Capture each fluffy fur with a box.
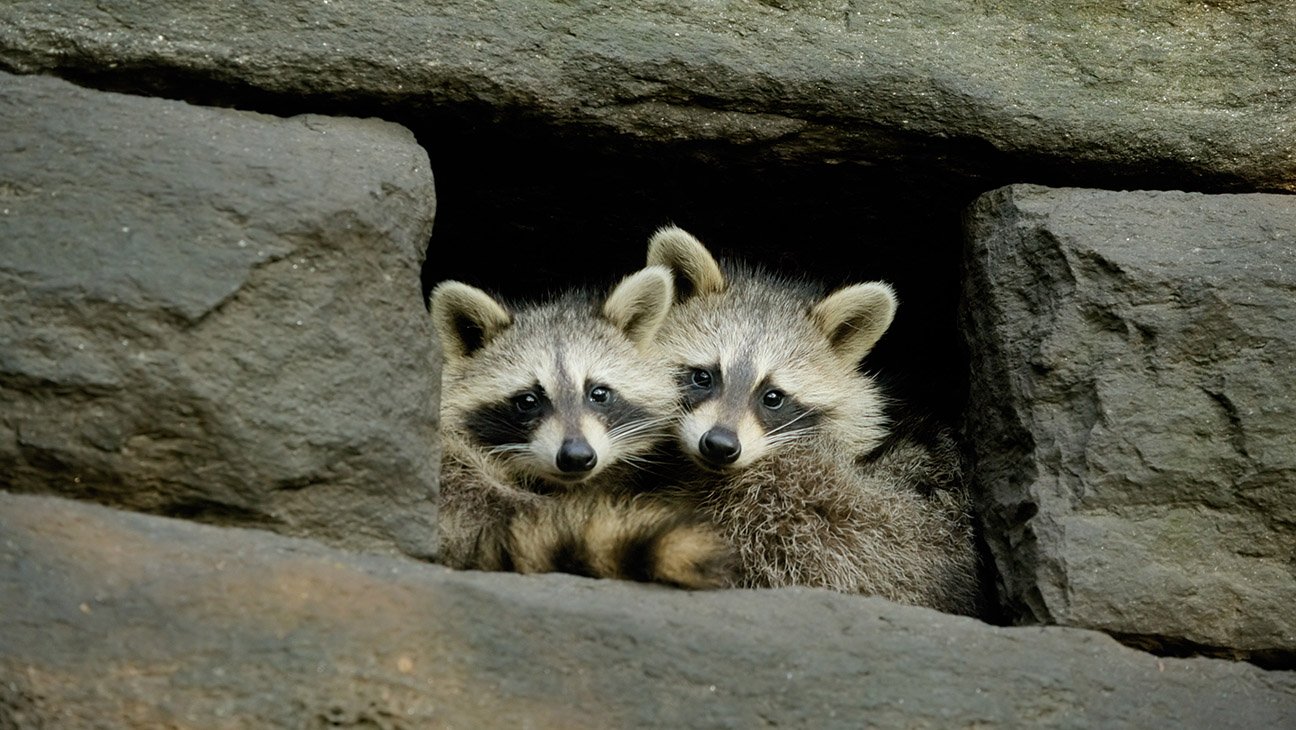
[497,490,735,589]
[647,229,896,469]
[430,266,734,589]
[646,226,981,613]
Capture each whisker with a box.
[766,408,819,437]
[617,451,670,469]
[766,430,813,449]
[487,443,531,457]
[606,416,674,443]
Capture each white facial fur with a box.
[430,267,675,486]
[648,226,896,470]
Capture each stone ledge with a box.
[2,492,1292,729]
[0,1,1291,191]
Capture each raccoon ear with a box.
[810,282,898,365]
[429,281,513,362]
[645,225,726,303]
[603,265,674,349]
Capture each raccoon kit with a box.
[429,266,734,589]
[646,226,981,614]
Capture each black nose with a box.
[556,438,598,473]
[698,428,741,465]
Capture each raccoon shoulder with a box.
[860,411,966,498]
[676,441,981,615]
[499,490,737,590]
[437,432,545,570]
[680,442,841,518]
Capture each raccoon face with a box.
[431,267,676,486]
[678,361,822,470]
[461,367,660,483]
[669,343,841,471]
[648,226,896,471]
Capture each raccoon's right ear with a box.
[429,281,513,362]
[811,282,898,366]
[645,225,726,303]
[603,265,674,349]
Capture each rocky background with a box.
[1,2,1293,727]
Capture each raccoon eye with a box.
[588,385,613,404]
[512,392,541,413]
[690,369,713,389]
[762,389,786,410]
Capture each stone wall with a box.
[1,2,1293,726]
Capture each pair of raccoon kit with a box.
[430,227,980,615]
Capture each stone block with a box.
[962,184,1296,661]
[0,72,440,556]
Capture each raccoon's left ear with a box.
[429,280,514,362]
[603,265,675,349]
[811,282,898,365]
[646,225,726,303]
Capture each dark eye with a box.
[762,389,785,410]
[690,369,713,388]
[588,385,612,404]
[513,392,541,413]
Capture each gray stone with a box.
[0,1,1291,192]
[3,491,1294,729]
[0,71,440,557]
[961,184,1296,661]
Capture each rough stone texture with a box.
[0,1,1291,193]
[3,6,1295,720]
[0,71,440,557]
[3,492,1294,729]
[962,184,1296,662]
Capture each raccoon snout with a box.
[698,428,742,465]
[556,437,598,473]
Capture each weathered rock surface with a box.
[3,492,1293,729]
[0,1,1291,193]
[0,71,440,557]
[961,184,1296,663]
[3,5,1295,721]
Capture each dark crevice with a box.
[157,498,277,527]
[1203,387,1252,462]
[416,125,982,424]
[1110,632,1295,672]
